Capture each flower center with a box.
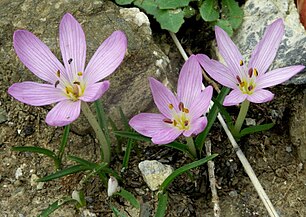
[236,66,258,95]
[163,102,190,131]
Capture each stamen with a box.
[248,85,253,91]
[56,70,60,77]
[240,81,246,87]
[54,80,60,88]
[163,118,173,124]
[179,102,184,111]
[168,104,174,110]
[236,76,242,83]
[248,68,253,77]
[73,81,80,85]
[65,87,69,94]
[184,120,189,126]
[239,60,244,66]
[68,58,73,64]
[173,120,177,126]
[183,108,189,113]
[253,68,258,76]
[78,72,83,76]
[72,85,79,96]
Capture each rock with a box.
[229,0,306,85]
[245,118,256,126]
[0,0,174,130]
[138,160,173,191]
[15,167,23,179]
[0,108,7,124]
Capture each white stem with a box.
[205,140,220,217]
[169,31,279,217]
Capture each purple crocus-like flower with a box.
[8,13,127,126]
[196,19,305,106]
[129,55,213,145]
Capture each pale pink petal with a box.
[247,89,274,103]
[256,65,305,89]
[149,77,179,118]
[59,13,86,82]
[215,26,244,77]
[8,82,66,106]
[151,128,182,145]
[189,86,213,119]
[84,31,127,85]
[46,100,81,126]
[13,30,67,84]
[177,55,202,108]
[129,113,170,137]
[248,19,284,75]
[80,81,110,102]
[183,116,207,137]
[223,89,247,106]
[196,54,237,89]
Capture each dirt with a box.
[1,8,306,217]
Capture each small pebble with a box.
[15,167,23,179]
[245,118,256,126]
[286,146,292,153]
[229,190,238,197]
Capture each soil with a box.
[1,8,306,217]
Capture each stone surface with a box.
[138,160,173,191]
[224,0,306,85]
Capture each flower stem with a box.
[234,100,250,134]
[186,137,197,158]
[81,101,110,163]
[57,124,70,169]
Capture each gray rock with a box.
[138,160,173,191]
[230,0,306,85]
[0,108,8,124]
[0,0,174,129]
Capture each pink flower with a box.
[196,19,305,106]
[8,13,127,126]
[129,55,213,145]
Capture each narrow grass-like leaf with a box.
[212,98,233,128]
[160,154,218,192]
[116,188,140,209]
[12,146,59,165]
[195,87,230,152]
[57,125,70,166]
[38,197,76,217]
[94,99,111,146]
[111,206,128,217]
[155,192,168,217]
[38,165,88,182]
[199,0,219,22]
[239,123,275,137]
[68,155,97,169]
[119,107,130,131]
[114,131,151,142]
[122,138,133,170]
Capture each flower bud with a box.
[107,176,119,197]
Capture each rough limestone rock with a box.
[138,160,173,191]
[221,0,306,85]
[0,0,174,131]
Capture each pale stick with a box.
[169,31,279,217]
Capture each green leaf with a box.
[195,87,230,152]
[12,146,59,165]
[38,165,88,182]
[115,0,134,5]
[94,100,111,146]
[155,192,168,217]
[134,0,159,15]
[111,206,128,217]
[199,0,219,22]
[156,0,191,9]
[221,0,243,29]
[122,139,133,170]
[183,6,196,18]
[155,9,185,33]
[119,107,130,131]
[38,197,76,217]
[215,19,233,36]
[160,154,218,192]
[116,188,140,209]
[68,155,97,169]
[57,125,70,166]
[239,123,275,137]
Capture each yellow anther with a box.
[56,70,60,77]
[253,68,258,76]
[239,60,244,66]
[240,81,246,87]
[65,87,70,94]
[183,108,189,113]
[73,81,80,85]
[173,120,177,126]
[168,104,174,110]
[77,72,83,76]
[184,120,189,127]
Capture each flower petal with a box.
[183,116,207,137]
[80,81,110,102]
[59,13,86,82]
[215,26,244,77]
[149,77,179,118]
[247,89,274,104]
[256,65,305,89]
[13,30,67,84]
[151,128,182,145]
[189,86,213,119]
[196,54,237,89]
[248,19,285,75]
[223,89,247,106]
[129,113,169,137]
[177,55,202,108]
[46,100,81,126]
[8,81,66,106]
[84,31,127,84]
